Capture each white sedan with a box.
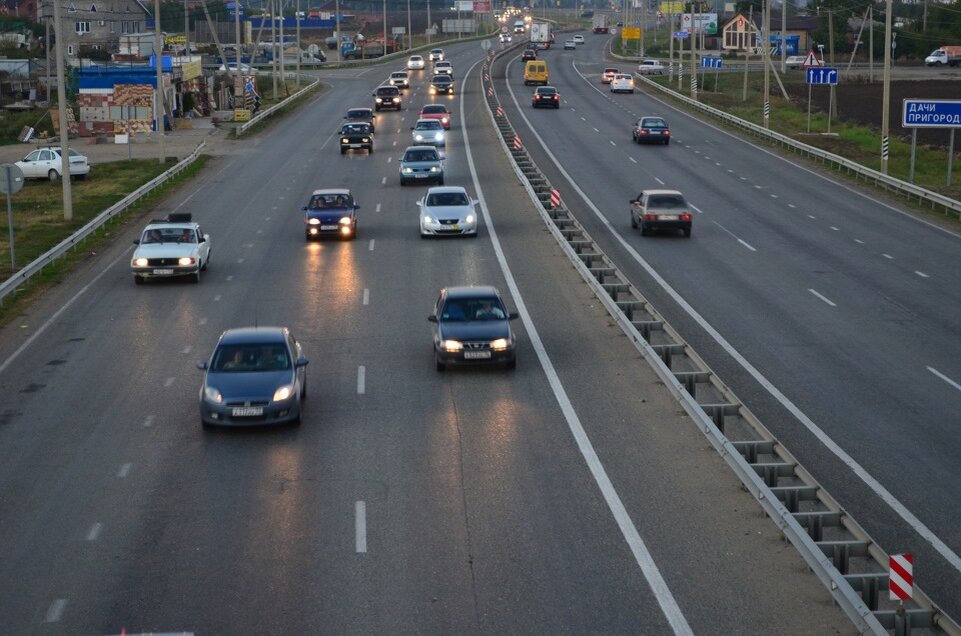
[610,74,635,93]
[407,55,425,70]
[573,35,585,44]
[419,186,478,237]
[16,147,90,181]
[130,215,211,284]
[411,118,446,147]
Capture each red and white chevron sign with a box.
[496,106,504,117]
[487,86,494,97]
[513,135,522,150]
[550,188,560,207]
[889,553,913,600]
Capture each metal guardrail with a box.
[481,43,961,636]
[619,65,961,221]
[0,141,206,305]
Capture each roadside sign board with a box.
[674,31,689,39]
[802,49,822,67]
[620,27,640,39]
[805,67,838,85]
[902,99,961,128]
[700,56,723,69]
[0,163,24,195]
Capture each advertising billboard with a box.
[680,13,718,35]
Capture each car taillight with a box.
[638,130,648,135]
[681,214,692,221]
[663,130,671,136]
[643,214,657,221]
[553,95,558,100]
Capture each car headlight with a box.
[402,167,413,174]
[204,386,223,404]
[435,132,444,141]
[422,215,433,224]
[442,340,463,352]
[362,137,370,143]
[441,117,449,123]
[429,166,440,173]
[465,214,475,224]
[307,218,320,225]
[273,385,294,401]
[132,257,148,267]
[430,87,436,93]
[178,257,195,266]
[490,338,510,351]
[415,134,424,141]
[340,216,352,225]
[392,97,400,103]
[342,137,349,143]
[375,97,383,103]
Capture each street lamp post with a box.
[880,0,893,174]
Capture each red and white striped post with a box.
[496,106,504,118]
[889,553,913,601]
[513,135,522,151]
[549,188,561,208]
[487,86,494,97]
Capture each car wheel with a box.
[368,146,373,153]
[134,275,143,285]
[683,227,691,238]
[76,174,87,180]
[191,270,201,284]
[202,253,209,271]
[438,176,444,185]
[664,139,670,145]
[301,381,307,399]
[47,169,59,182]
[630,214,637,229]
[400,178,407,186]
[640,225,649,236]
[340,148,346,154]
[436,357,446,372]
[505,357,517,370]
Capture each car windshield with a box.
[432,77,451,84]
[309,193,354,209]
[421,105,447,114]
[642,118,667,127]
[342,123,370,133]
[376,88,397,95]
[416,121,443,130]
[141,227,193,244]
[538,88,556,95]
[392,73,406,78]
[211,343,291,372]
[426,191,469,206]
[404,150,438,162]
[647,195,686,208]
[347,110,370,119]
[441,299,506,322]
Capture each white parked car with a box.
[16,147,90,181]
[130,214,212,284]
[637,59,665,75]
[785,55,808,69]
[610,73,634,93]
[407,54,425,70]
[573,35,585,44]
[419,186,478,237]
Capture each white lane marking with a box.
[915,271,929,278]
[86,522,103,541]
[739,176,747,181]
[236,258,244,264]
[830,226,839,231]
[654,177,665,185]
[883,253,894,260]
[381,177,386,185]
[357,366,366,394]
[808,289,837,307]
[368,239,375,251]
[117,463,132,478]
[392,142,397,148]
[143,415,154,428]
[227,275,234,281]
[483,60,693,636]
[737,239,756,251]
[629,156,637,163]
[363,288,370,305]
[44,599,67,622]
[182,345,192,354]
[770,194,778,199]
[593,127,599,132]
[788,203,796,208]
[854,239,864,244]
[164,377,175,387]
[715,162,722,167]
[609,140,616,146]
[355,501,367,553]
[928,366,961,393]
[753,185,762,190]
[376,203,382,213]
[512,59,961,575]
[713,221,756,251]
[199,318,208,325]
[807,214,816,219]
[580,116,586,121]
[213,295,222,302]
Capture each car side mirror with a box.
[200,235,208,243]
[427,315,438,323]
[196,361,208,370]
[295,356,309,367]
[471,199,479,206]
[354,204,360,210]
[508,312,519,320]
[302,206,308,211]
[133,239,140,244]
[629,200,637,204]
[416,199,423,206]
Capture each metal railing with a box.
[0,141,206,305]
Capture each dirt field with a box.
[783,78,961,149]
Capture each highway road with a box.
[0,39,856,634]
[495,31,961,621]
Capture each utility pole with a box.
[270,0,277,98]
[279,0,286,90]
[881,0,893,174]
[763,0,770,128]
[869,5,874,82]
[234,0,242,115]
[780,0,786,72]
[184,0,189,63]
[154,0,166,163]
[51,0,73,220]
[335,0,341,61]
[407,0,412,52]
[295,0,300,88]
[668,2,674,82]
[427,0,432,45]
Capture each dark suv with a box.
[373,85,402,111]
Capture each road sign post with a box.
[805,67,839,134]
[901,99,961,185]
[0,163,25,268]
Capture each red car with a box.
[419,104,452,130]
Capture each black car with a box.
[430,74,455,95]
[303,188,359,240]
[344,107,376,133]
[632,116,671,145]
[373,85,402,111]
[339,122,373,154]
[521,48,537,61]
[428,286,518,371]
[532,86,560,109]
[197,326,309,427]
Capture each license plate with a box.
[658,215,679,221]
[152,268,174,275]
[349,144,362,148]
[449,225,460,230]
[320,225,339,230]
[232,406,263,417]
[463,351,491,360]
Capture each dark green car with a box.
[339,122,373,154]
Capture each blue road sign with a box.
[805,67,838,85]
[700,57,723,69]
[674,31,689,39]
[902,99,961,128]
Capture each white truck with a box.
[592,14,608,34]
[924,46,961,67]
[530,22,551,49]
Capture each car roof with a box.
[421,104,449,111]
[604,67,619,71]
[414,118,442,125]
[218,326,288,345]
[426,185,468,195]
[347,107,373,114]
[443,285,502,300]
[535,85,556,91]
[144,222,199,230]
[391,70,408,75]
[642,189,684,196]
[311,188,352,196]
[409,54,423,58]
[404,145,439,153]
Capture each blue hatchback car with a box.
[304,188,359,240]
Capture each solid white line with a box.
[654,177,665,185]
[355,501,367,553]
[737,239,757,252]
[510,58,961,575]
[713,221,755,251]
[629,156,637,163]
[363,288,370,305]
[482,59,693,636]
[44,599,66,622]
[357,366,365,394]
[381,177,386,185]
[915,271,929,278]
[808,289,837,307]
[117,463,132,478]
[368,239,375,251]
[883,253,894,260]
[927,366,961,393]
[86,522,103,541]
